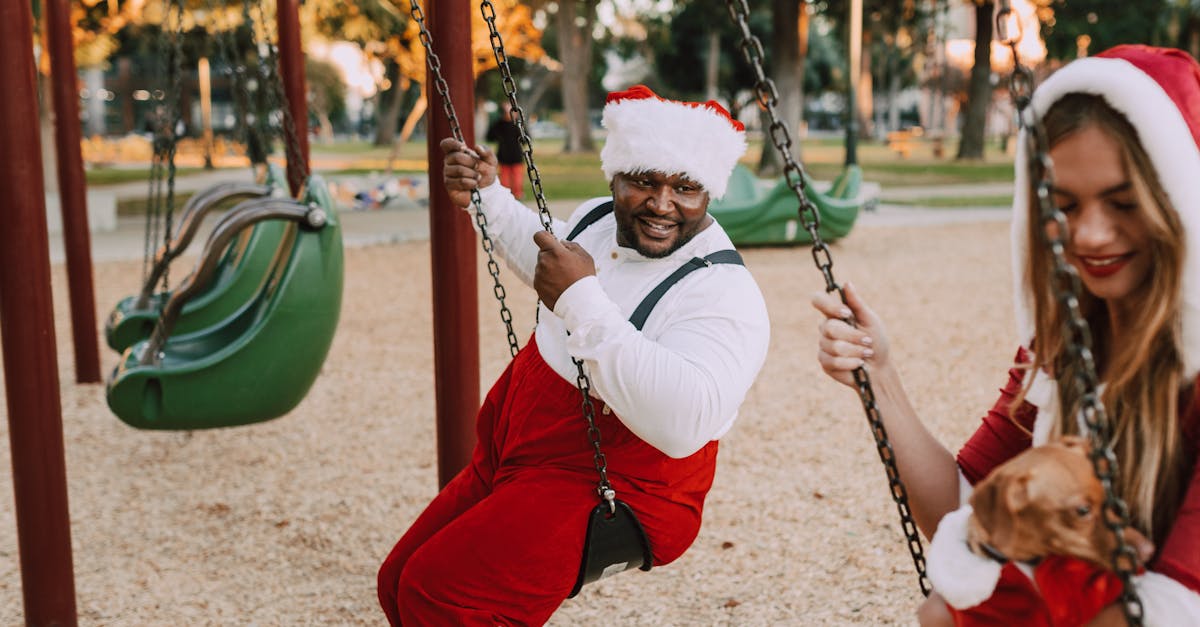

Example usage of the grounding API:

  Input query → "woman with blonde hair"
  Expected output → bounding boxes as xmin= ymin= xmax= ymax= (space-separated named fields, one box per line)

xmin=813 ymin=45 xmax=1200 ymax=624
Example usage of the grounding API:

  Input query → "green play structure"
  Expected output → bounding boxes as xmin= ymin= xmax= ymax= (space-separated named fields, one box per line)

xmin=106 ymin=176 xmax=344 ymax=430
xmin=707 ymin=164 xmax=869 ymax=245
xmin=104 ymin=165 xmax=287 ymax=352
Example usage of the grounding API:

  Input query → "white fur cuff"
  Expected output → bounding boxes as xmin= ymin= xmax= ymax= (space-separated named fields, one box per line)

xmin=927 ymin=505 xmax=1004 ymax=609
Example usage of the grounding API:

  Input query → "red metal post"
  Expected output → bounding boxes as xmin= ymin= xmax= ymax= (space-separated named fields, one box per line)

xmin=0 ymin=1 xmax=79 ymax=624
xmin=428 ymin=0 xmax=480 ymax=488
xmin=46 ymin=0 xmax=101 ymax=384
xmin=275 ymin=0 xmax=310 ymax=197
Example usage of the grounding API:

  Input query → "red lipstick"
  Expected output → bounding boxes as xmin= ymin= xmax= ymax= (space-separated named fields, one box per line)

xmin=1076 ymin=254 xmax=1133 ymax=278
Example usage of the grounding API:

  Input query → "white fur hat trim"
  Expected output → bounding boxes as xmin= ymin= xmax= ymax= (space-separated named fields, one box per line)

xmin=600 ymin=85 xmax=747 ymax=200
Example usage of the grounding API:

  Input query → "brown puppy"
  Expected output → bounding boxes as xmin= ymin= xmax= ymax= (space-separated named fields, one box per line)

xmin=966 ymin=436 xmax=1117 ymax=567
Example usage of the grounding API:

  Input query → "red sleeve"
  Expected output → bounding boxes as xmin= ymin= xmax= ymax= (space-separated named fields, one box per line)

xmin=956 ymin=348 xmax=1039 ymax=485
xmin=1152 ymin=385 xmax=1200 ymax=594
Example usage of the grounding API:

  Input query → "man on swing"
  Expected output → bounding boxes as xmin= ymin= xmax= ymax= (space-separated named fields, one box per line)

xmin=377 ymin=85 xmax=771 ymax=625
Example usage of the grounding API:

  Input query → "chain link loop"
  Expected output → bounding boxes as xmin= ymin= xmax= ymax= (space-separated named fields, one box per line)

xmin=724 ymin=0 xmax=931 ymax=596
xmin=996 ymin=2 xmax=1144 ymax=623
xmin=409 ymin=0 xmax=522 ymax=358
xmin=252 ymin=0 xmax=307 ymax=188
xmin=479 ymin=0 xmax=615 ymax=503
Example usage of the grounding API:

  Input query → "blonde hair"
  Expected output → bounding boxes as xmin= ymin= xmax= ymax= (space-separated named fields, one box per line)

xmin=1020 ymin=93 xmax=1191 ymax=544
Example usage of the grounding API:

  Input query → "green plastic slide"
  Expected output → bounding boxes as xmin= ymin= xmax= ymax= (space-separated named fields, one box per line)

xmin=106 ymin=176 xmax=344 ymax=430
xmin=708 ymin=164 xmax=867 ymax=245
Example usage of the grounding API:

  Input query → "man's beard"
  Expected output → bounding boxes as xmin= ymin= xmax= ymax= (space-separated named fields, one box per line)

xmin=616 ymin=218 xmax=701 ymax=259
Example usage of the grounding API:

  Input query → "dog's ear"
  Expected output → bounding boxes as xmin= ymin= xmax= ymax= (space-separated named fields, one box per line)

xmin=970 ymin=477 xmax=1000 ymax=525
xmin=1002 ymin=471 xmax=1034 ymax=514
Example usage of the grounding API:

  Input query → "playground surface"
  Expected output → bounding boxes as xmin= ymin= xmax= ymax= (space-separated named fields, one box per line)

xmin=2 ymin=198 xmax=1017 ymax=624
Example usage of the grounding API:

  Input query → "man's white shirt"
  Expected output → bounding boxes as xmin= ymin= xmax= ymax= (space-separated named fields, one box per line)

xmin=470 ymin=180 xmax=770 ymax=458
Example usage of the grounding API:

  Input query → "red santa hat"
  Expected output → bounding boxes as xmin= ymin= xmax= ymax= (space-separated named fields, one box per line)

xmin=600 ymin=85 xmax=748 ymax=199
xmin=1012 ymin=45 xmax=1200 ymax=387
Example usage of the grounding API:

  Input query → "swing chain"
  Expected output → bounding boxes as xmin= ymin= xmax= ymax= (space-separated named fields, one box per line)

xmin=480 ymin=0 xmax=554 ymax=230
xmin=996 ymin=2 xmax=1144 ymax=623
xmin=724 ymin=0 xmax=931 ymax=597
xmin=410 ymin=0 xmax=521 ymax=357
xmin=253 ymin=0 xmax=308 ymax=186
xmin=163 ymin=0 xmax=187 ymax=292
xmin=479 ymin=0 xmax=614 ymax=502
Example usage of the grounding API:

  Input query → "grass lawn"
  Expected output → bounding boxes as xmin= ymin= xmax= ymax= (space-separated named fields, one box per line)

xmin=98 ymin=133 xmax=1019 ymax=212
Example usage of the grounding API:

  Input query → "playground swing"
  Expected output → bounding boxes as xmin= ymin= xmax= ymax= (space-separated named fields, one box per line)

xmin=707 ymin=163 xmax=865 ymax=245
xmin=105 ymin=6 xmax=293 ymax=353
xmin=416 ymin=0 xmax=767 ymax=595
xmin=105 ymin=0 xmax=345 ymax=431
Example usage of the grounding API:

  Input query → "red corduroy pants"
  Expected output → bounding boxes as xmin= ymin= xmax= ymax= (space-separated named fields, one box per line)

xmin=377 ymin=336 xmax=718 ymax=626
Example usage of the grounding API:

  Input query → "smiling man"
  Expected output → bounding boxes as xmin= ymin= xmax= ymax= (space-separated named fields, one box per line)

xmin=376 ymin=85 xmax=771 ymax=626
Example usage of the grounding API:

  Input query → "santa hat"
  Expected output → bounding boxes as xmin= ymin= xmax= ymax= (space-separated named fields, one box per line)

xmin=1011 ymin=45 xmax=1200 ymax=411
xmin=600 ymin=85 xmax=747 ymax=199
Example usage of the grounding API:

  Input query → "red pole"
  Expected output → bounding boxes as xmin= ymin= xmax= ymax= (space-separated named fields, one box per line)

xmin=428 ymin=0 xmax=480 ymax=488
xmin=0 ymin=1 xmax=79 ymax=625
xmin=45 ymin=0 xmax=101 ymax=384
xmin=275 ymin=0 xmax=309 ymax=197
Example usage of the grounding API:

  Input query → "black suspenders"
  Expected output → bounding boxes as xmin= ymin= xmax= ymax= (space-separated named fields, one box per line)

xmin=564 ymin=200 xmax=745 ymax=330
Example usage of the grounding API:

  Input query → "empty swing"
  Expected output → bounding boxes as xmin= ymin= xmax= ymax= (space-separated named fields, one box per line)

xmin=105 ymin=0 xmax=344 ymax=431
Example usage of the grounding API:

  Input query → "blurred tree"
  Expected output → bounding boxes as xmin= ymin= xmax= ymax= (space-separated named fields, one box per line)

xmin=550 ymin=0 xmax=600 ymax=152
xmin=306 ymin=57 xmax=348 ymax=141
xmin=955 ymin=0 xmax=991 ymax=160
xmin=1041 ymin=0 xmax=1170 ymax=60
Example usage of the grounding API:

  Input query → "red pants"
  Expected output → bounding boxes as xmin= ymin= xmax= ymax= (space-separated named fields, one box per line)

xmin=498 ymin=162 xmax=524 ymax=199
xmin=377 ymin=337 xmax=718 ymax=626
xmin=948 ymin=558 xmax=1125 ymax=626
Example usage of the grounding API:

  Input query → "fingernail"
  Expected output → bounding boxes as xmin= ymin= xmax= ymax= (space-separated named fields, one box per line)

xmin=839 ymin=308 xmax=852 ymax=318
xmin=863 ymin=349 xmax=874 ymax=358
xmin=857 ymin=359 xmax=866 ymax=368
xmin=861 ymin=336 xmax=873 ymax=346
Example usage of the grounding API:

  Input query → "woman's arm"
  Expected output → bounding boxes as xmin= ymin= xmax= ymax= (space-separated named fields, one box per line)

xmin=811 ymin=282 xmax=961 ymax=538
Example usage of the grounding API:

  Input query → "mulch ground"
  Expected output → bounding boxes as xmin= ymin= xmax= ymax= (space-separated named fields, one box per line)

xmin=0 ymin=216 xmax=1018 ymax=625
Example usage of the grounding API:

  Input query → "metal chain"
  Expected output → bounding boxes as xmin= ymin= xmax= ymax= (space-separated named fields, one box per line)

xmin=480 ymin=0 xmax=614 ymax=507
xmin=253 ymin=0 xmax=308 ymax=185
xmin=995 ymin=3 xmax=1144 ymax=623
xmin=724 ymin=0 xmax=931 ymax=596
xmin=409 ymin=0 xmax=521 ymax=357
xmin=206 ymin=0 xmax=262 ymax=171
xmin=161 ymin=0 xmax=186 ymax=292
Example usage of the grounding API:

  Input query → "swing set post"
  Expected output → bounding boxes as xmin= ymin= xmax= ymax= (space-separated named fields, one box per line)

xmin=427 ymin=0 xmax=480 ymax=488
xmin=276 ymin=0 xmax=310 ymax=196
xmin=46 ymin=0 xmax=102 ymax=384
xmin=0 ymin=1 xmax=79 ymax=624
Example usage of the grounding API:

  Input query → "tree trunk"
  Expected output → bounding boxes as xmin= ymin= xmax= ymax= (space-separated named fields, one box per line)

xmin=704 ymin=30 xmax=720 ymax=102
xmin=373 ymin=63 xmax=404 ymax=146
xmin=857 ymin=29 xmax=874 ymax=139
xmin=957 ymin=1 xmax=993 ymax=160
xmin=757 ymin=0 xmax=808 ymax=177
xmin=556 ymin=0 xmax=597 ymax=153
xmin=887 ymin=46 xmax=900 ymax=132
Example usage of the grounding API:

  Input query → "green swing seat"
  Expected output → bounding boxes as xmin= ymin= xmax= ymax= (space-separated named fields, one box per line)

xmin=106 ymin=175 xmax=344 ymax=430
xmin=105 ymin=165 xmax=289 ymax=352
xmin=708 ymin=164 xmax=867 ymax=245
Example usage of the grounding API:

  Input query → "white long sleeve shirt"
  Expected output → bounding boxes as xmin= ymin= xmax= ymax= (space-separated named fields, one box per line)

xmin=470 ymin=180 xmax=770 ymax=458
